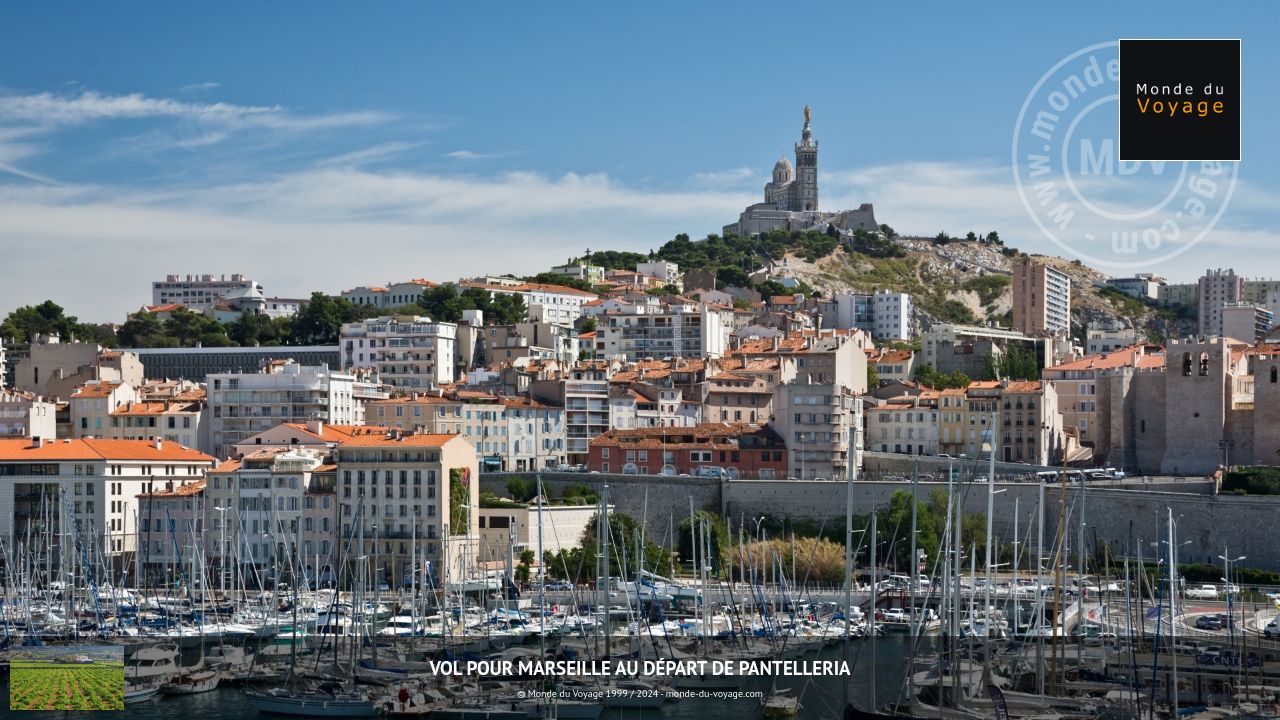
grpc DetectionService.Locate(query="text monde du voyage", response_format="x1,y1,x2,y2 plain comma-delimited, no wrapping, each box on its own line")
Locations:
1134,82,1229,118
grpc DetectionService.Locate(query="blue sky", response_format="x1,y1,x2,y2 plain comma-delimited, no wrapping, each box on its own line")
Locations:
1,2,1277,321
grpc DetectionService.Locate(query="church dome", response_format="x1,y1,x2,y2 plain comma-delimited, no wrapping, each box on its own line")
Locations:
772,156,794,182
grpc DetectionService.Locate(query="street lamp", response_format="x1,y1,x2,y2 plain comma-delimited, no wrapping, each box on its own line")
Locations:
1217,552,1246,648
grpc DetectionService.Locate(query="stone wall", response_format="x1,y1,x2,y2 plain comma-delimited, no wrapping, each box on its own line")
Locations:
481,472,1276,569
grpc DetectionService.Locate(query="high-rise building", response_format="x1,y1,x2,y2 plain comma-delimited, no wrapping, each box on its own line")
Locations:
340,315,458,389
152,274,259,311
1197,268,1244,337
208,362,363,458
1012,257,1071,336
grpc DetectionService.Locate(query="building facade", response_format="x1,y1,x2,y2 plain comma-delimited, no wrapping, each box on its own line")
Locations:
1012,257,1071,336
1198,268,1244,337
152,274,258,311
208,362,364,458
340,315,458,389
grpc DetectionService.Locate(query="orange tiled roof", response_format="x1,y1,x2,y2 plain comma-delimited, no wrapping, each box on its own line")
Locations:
142,303,183,313
0,438,213,462
209,458,243,473
111,401,200,416
280,423,397,442
139,479,206,498
875,350,913,364
337,432,457,448
72,383,122,399
1046,344,1165,373
1004,380,1043,393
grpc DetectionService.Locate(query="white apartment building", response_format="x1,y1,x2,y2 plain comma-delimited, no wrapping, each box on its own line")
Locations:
152,274,259,311
530,365,611,464
340,316,457,389
0,437,214,569
208,362,362,458
339,279,438,309
1086,322,1138,355
871,290,913,341
635,261,681,287
204,448,328,585
595,303,730,361
0,389,56,439
867,397,939,456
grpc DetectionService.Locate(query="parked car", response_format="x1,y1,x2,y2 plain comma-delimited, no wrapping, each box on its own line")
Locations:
881,608,907,622
1195,615,1223,630
544,580,573,591
1264,618,1279,639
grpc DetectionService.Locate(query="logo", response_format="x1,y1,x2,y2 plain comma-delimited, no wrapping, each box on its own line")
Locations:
1012,41,1237,269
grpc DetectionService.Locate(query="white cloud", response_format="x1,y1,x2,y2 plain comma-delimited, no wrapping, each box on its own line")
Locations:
0,90,393,133
443,149,513,160
688,167,758,190
319,142,424,168
179,82,221,92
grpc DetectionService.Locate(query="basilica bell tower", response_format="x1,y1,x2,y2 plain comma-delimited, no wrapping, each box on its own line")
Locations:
793,105,819,212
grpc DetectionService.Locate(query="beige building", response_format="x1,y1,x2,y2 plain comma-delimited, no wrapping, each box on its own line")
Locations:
997,380,1064,465
476,502,605,570
769,379,862,480
703,372,773,424
1198,268,1244,337
1012,257,1071,337
1041,344,1164,455
333,431,478,589
16,341,143,401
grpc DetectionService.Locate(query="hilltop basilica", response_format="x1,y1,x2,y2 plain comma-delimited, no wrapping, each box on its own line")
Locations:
723,106,880,238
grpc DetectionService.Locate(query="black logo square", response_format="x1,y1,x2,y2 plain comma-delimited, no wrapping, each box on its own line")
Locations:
1119,39,1240,161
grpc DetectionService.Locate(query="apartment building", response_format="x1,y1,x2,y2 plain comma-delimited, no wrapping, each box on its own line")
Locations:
458,321,579,370
1198,268,1244,337
703,372,773,424
867,393,939,456
0,389,56,439
0,437,214,572
770,380,862,481
334,431,478,589
595,302,730,362
1041,344,1164,452
208,362,364,458
339,279,438,309
204,447,328,587
16,342,144,401
997,380,1063,465
152,273,258,311
366,392,567,471
587,423,787,479
135,479,206,583
1221,303,1273,343
340,315,457,389
1012,257,1071,336
530,364,611,465
733,331,869,394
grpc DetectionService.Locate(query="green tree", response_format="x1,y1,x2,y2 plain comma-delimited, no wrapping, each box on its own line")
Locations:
448,468,472,534
117,312,166,347
677,511,729,576
875,490,941,572
0,301,97,343
163,308,229,346
867,363,880,389
505,476,536,502
291,292,349,344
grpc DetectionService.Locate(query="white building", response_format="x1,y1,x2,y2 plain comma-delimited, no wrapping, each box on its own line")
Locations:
208,362,362,458
635,261,680,287
476,502,606,569
867,397,939,456
871,290,913,341
340,316,457,389
1085,322,1139,355
339,279,438,309
1104,274,1165,300
595,302,730,361
0,437,214,567
152,274,259,311
0,389,56,439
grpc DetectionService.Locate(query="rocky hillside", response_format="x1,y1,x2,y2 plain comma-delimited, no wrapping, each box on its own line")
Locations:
770,235,1194,342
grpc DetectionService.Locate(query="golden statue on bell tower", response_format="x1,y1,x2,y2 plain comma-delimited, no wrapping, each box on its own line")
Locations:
804,105,811,125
